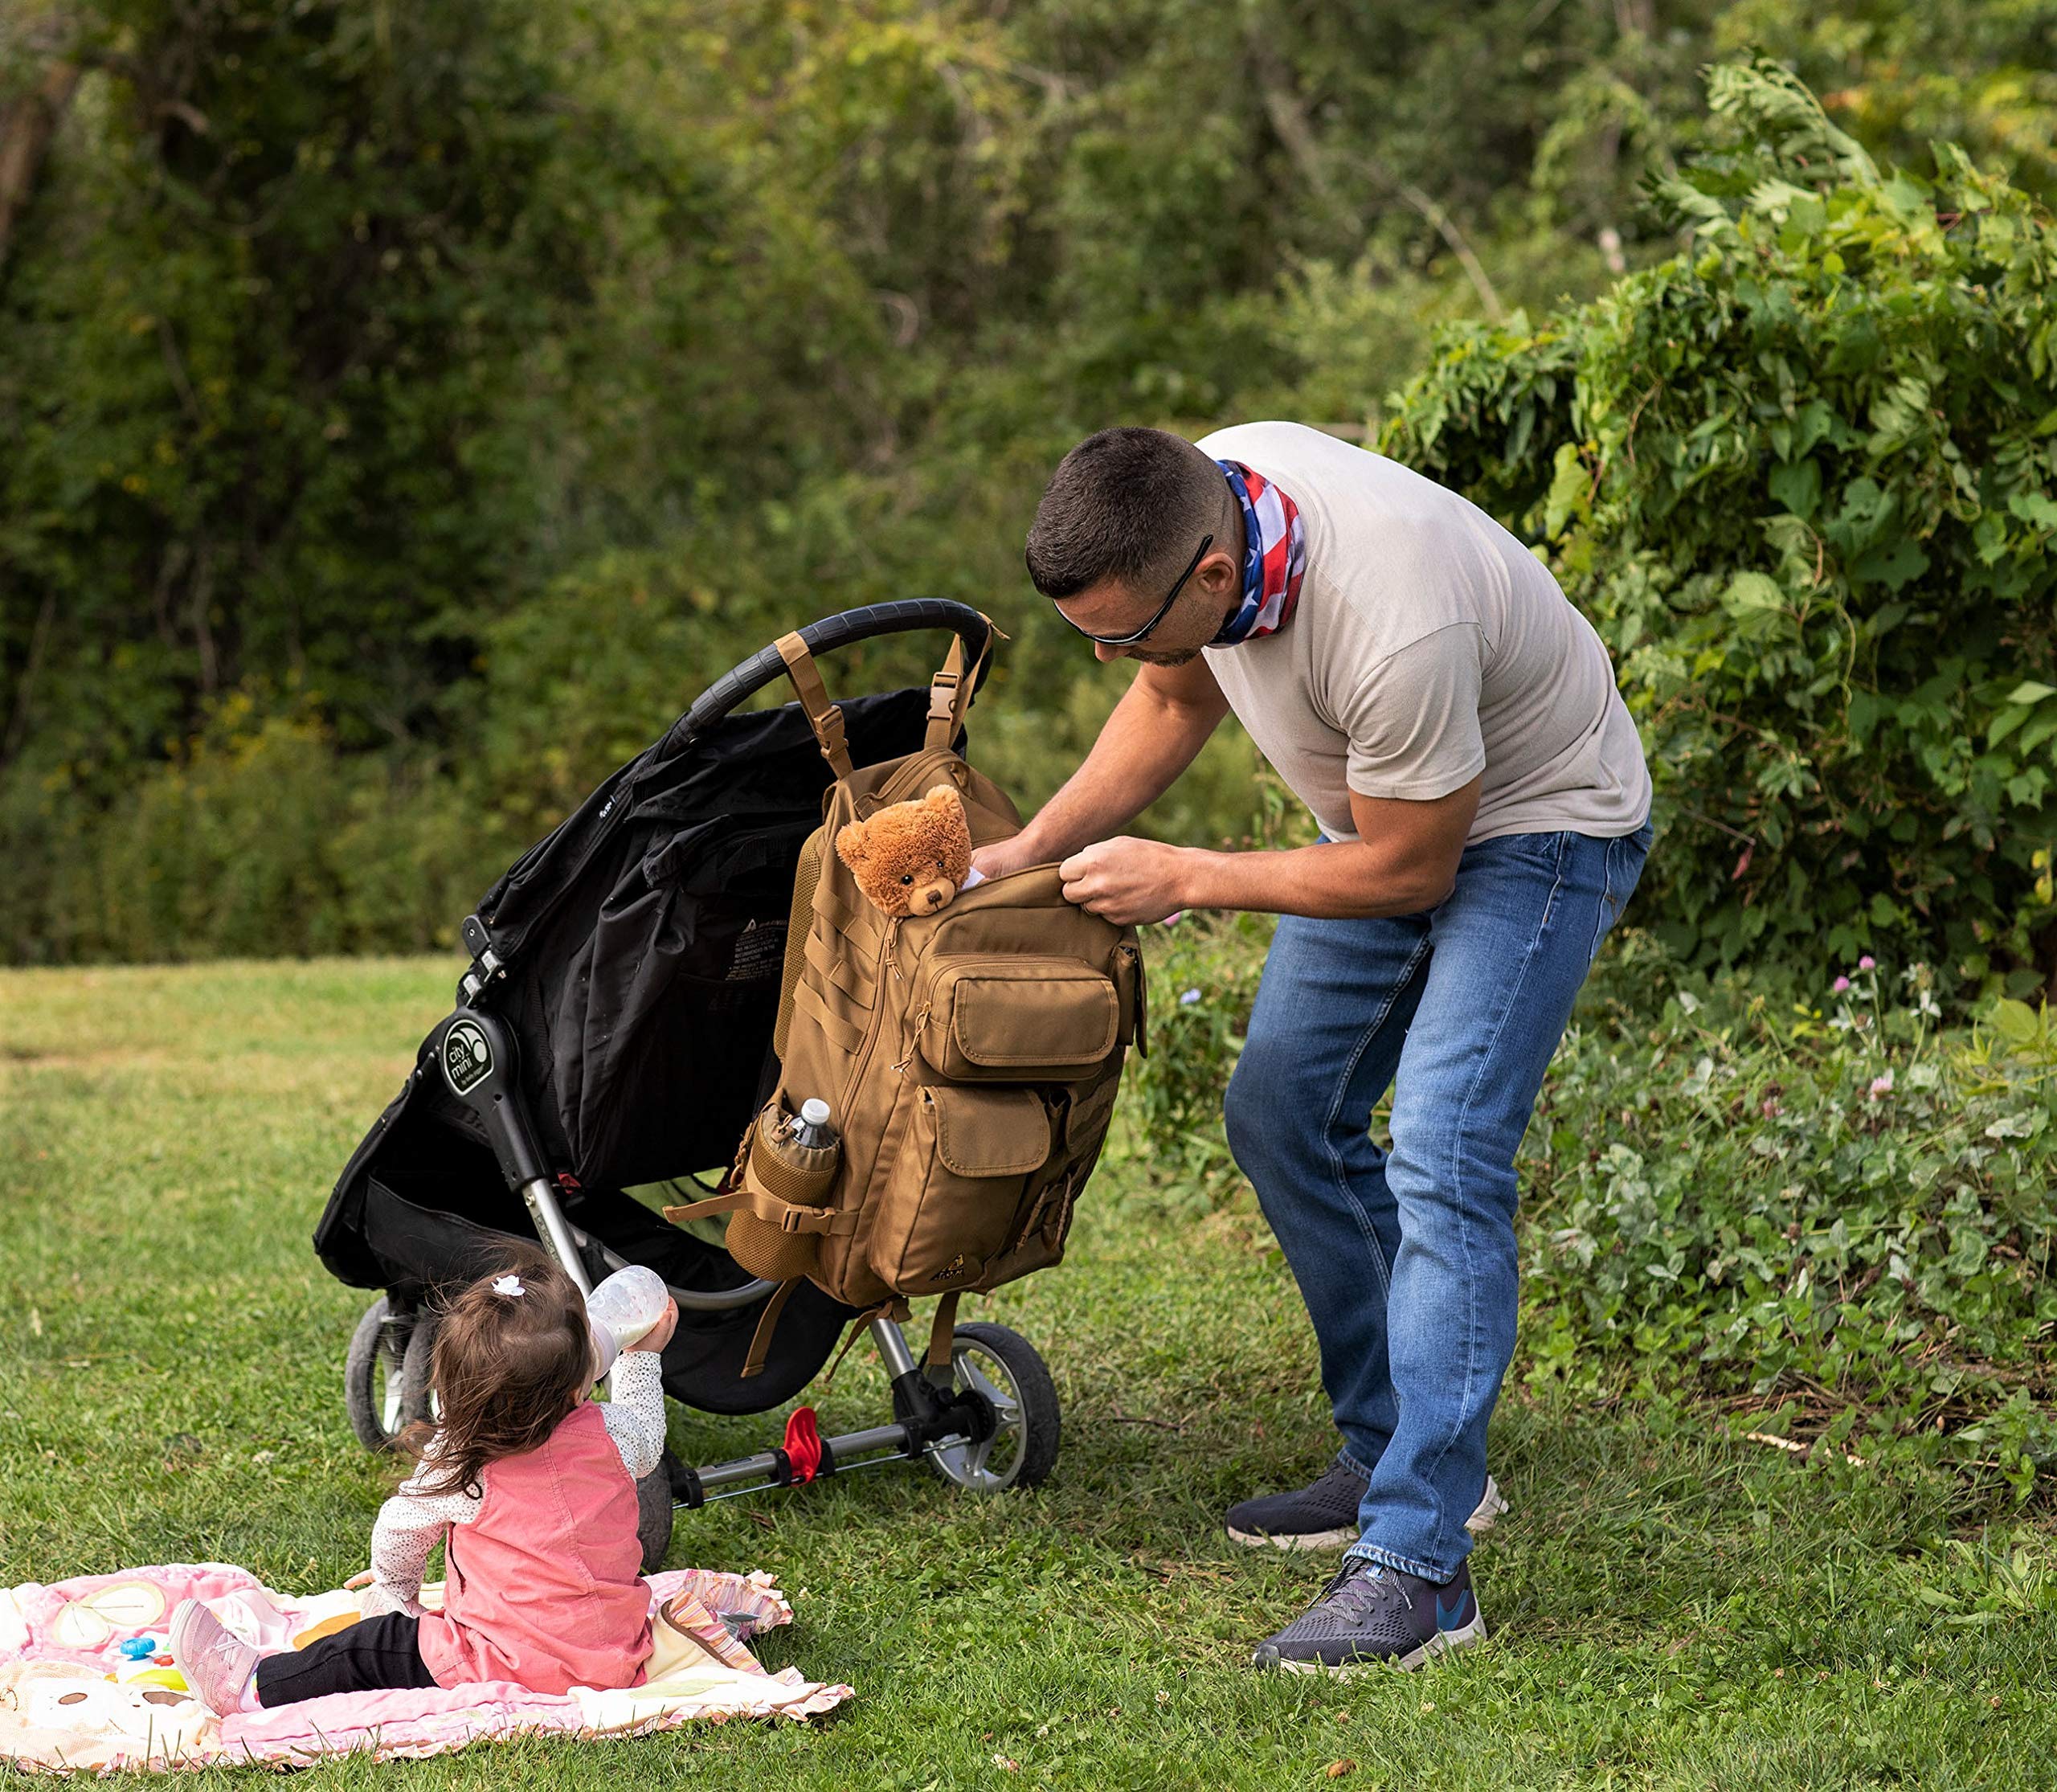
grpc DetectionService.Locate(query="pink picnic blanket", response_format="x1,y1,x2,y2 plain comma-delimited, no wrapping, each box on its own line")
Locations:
0,1561,851,1773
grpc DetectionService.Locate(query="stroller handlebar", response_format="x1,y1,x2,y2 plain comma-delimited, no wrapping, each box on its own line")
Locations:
662,599,996,759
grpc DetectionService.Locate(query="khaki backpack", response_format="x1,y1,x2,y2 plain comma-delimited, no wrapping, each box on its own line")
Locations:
666,626,1145,1370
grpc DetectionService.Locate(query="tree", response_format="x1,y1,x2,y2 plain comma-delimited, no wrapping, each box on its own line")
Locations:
0,9,80,273
1385,60,2057,1001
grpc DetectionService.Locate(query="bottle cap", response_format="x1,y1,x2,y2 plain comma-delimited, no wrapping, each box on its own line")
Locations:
799,1099,832,1128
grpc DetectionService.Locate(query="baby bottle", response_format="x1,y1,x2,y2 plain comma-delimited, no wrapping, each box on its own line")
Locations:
586,1263,671,1377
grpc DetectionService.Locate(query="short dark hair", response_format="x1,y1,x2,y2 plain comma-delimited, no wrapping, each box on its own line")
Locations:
1024,427,1223,600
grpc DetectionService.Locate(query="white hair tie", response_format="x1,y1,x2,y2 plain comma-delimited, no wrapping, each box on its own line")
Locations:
493,1274,525,1298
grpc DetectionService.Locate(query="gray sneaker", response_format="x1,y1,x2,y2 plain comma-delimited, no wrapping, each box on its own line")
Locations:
1253,1556,1487,1675
1225,1455,1508,1551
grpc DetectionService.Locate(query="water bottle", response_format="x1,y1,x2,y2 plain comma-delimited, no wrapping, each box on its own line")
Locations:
791,1098,837,1151
726,1095,842,1283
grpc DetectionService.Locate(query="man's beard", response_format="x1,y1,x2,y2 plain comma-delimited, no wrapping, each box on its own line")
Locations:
1131,645,1204,668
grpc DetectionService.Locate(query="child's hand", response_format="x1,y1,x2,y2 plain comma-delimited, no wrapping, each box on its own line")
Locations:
348,1572,425,1620
627,1297,677,1355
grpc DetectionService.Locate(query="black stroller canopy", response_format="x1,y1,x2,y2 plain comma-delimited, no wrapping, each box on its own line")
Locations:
475,683,938,1189
468,599,995,1186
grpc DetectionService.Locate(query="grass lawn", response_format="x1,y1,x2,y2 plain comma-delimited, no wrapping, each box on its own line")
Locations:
3,955,2053,1788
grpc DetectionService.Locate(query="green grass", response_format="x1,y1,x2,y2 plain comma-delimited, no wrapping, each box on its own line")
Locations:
3,957,2055,1789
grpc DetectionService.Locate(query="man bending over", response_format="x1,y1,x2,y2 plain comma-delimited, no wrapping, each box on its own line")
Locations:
974,423,1654,1673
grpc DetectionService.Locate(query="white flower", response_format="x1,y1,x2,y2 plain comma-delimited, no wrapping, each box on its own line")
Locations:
493,1274,525,1298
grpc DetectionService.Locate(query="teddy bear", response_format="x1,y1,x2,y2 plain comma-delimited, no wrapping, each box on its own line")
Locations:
834,784,975,918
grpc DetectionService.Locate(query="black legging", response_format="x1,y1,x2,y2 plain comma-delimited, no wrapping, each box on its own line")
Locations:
251,1612,440,1706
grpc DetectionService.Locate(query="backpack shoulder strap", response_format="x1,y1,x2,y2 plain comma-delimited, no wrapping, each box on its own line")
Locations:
775,632,854,779
923,620,1002,753
741,1279,799,1379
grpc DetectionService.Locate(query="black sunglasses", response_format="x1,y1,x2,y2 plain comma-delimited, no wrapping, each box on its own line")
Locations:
1056,534,1214,647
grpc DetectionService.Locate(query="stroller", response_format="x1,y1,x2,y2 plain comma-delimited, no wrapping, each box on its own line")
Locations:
314,601,1062,1570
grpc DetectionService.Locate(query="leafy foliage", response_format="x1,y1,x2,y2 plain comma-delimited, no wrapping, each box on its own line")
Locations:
7,13,2057,970
1119,910,1271,1209
1387,59,2057,997
1531,934,2057,1494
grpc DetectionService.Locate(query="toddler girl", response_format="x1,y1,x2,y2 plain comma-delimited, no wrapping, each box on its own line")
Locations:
168,1248,678,1713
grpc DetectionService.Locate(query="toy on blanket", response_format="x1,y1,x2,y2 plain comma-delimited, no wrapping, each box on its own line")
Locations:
834,783,978,918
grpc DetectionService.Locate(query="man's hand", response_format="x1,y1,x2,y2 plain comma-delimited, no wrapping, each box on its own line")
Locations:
968,658,1229,886
1057,837,1188,925
969,833,1045,882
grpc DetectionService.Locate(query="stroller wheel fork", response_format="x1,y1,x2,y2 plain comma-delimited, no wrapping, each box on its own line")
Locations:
668,1315,1058,1509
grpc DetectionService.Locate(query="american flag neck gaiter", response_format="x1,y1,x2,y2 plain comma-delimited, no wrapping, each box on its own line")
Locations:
1210,460,1307,645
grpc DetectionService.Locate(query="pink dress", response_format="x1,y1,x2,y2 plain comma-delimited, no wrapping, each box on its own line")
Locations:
414,1401,652,1693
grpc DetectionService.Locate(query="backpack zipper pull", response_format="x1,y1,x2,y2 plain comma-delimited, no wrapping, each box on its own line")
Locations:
892,1000,933,1076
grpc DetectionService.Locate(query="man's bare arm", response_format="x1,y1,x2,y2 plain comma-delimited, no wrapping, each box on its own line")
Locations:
973,656,1230,878
1057,775,1482,923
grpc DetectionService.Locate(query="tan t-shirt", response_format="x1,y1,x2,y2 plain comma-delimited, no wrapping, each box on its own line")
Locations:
1196,421,1651,845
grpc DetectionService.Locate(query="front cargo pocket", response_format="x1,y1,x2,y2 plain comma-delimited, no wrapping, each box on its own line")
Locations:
870,1084,1051,1292
918,955,1119,1080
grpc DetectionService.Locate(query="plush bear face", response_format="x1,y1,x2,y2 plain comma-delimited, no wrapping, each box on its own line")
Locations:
834,785,974,918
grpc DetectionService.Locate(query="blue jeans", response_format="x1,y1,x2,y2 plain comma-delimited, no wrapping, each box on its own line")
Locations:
1222,820,1654,1581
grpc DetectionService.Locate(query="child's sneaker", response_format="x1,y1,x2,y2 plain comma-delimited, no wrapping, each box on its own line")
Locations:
1252,1557,1486,1675
1225,1455,1507,1550
167,1598,259,1716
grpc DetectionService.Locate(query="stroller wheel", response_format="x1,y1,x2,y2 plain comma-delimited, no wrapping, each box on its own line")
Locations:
924,1323,1060,1494
343,1297,417,1452
636,1448,681,1574
399,1311,442,1427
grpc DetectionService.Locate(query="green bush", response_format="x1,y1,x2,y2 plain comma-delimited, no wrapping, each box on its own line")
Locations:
1122,910,1274,1210
1384,61,2057,1002
5,692,486,964
12,26,2057,968
1530,934,2057,1493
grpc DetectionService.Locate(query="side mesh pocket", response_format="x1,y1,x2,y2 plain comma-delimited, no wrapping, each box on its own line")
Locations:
869,1084,1051,1294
